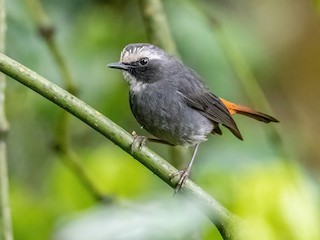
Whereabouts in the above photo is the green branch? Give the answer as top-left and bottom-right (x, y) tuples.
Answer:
(0, 53), (245, 240)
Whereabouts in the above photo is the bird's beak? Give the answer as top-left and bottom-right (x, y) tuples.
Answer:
(107, 62), (129, 71)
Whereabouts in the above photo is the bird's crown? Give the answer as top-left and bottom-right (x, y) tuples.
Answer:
(120, 43), (166, 63)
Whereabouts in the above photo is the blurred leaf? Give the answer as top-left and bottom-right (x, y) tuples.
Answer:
(53, 198), (221, 240)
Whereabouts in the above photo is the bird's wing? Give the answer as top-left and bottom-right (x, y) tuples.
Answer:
(177, 70), (243, 140)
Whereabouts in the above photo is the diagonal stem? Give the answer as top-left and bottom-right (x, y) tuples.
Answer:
(0, 53), (245, 240)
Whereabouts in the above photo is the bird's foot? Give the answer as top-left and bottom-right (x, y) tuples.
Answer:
(170, 169), (190, 193)
(131, 131), (148, 153)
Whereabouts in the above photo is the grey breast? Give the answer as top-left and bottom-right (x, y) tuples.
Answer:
(129, 81), (214, 146)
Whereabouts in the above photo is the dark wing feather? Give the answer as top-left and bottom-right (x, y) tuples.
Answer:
(177, 69), (243, 140)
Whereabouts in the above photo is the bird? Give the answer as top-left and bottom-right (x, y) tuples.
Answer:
(107, 43), (279, 192)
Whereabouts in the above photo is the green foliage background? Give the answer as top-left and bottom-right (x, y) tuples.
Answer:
(2, 0), (320, 239)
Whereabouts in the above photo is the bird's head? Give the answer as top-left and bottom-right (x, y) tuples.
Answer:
(107, 43), (176, 87)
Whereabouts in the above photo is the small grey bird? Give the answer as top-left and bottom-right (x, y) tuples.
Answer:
(107, 43), (278, 191)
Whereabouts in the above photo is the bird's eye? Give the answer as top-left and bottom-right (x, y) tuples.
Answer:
(139, 57), (149, 66)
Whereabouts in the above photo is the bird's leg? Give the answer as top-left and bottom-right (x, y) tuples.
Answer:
(130, 131), (173, 153)
(171, 144), (200, 193)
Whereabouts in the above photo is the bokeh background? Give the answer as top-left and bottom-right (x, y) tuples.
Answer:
(3, 0), (320, 239)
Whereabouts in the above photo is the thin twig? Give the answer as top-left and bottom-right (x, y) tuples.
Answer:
(138, 0), (191, 169)
(25, 0), (77, 94)
(138, 0), (177, 56)
(0, 0), (13, 239)
(24, 0), (106, 201)
(194, 2), (287, 158)
(0, 53), (246, 239)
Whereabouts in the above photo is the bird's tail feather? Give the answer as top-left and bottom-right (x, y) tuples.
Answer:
(219, 98), (279, 123)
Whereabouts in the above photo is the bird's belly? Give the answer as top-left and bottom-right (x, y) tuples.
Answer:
(130, 90), (213, 146)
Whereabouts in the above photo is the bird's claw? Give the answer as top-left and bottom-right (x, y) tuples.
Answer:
(131, 131), (148, 153)
(170, 169), (190, 194)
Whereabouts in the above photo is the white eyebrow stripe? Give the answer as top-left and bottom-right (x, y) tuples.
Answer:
(120, 47), (162, 63)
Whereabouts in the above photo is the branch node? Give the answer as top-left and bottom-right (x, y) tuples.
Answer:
(38, 25), (55, 40)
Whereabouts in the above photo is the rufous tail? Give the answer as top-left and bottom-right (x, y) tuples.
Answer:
(220, 98), (279, 123)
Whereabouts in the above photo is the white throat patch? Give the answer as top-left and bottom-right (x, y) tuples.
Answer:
(123, 71), (147, 93)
